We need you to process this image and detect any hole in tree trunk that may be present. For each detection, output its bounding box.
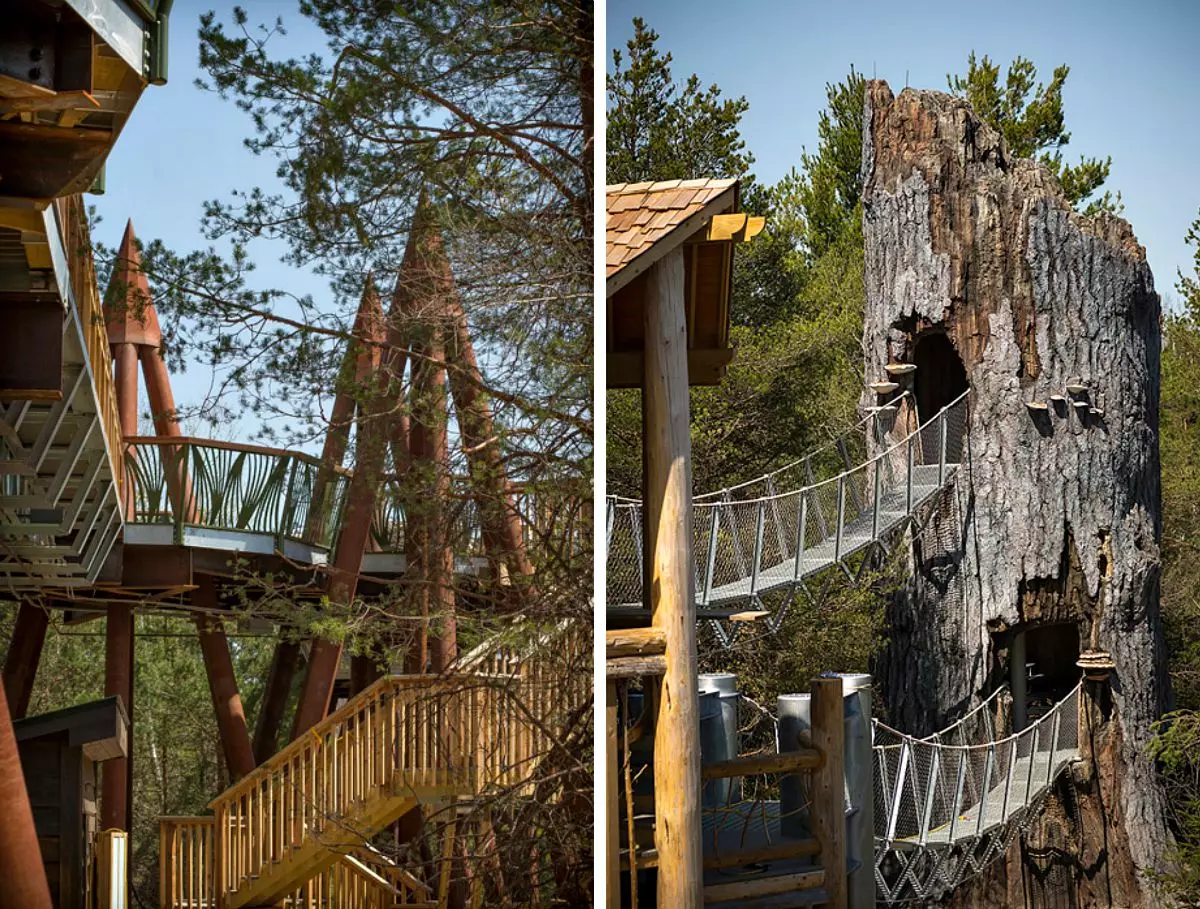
[912,331,968,462]
[1019,622,1081,722]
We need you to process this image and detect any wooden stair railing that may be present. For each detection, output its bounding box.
[160,671,563,909]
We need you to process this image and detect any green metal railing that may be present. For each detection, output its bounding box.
[122,438,579,562]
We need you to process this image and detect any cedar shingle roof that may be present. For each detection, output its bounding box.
[606,178,737,286]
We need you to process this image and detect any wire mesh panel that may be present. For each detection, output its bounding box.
[872,682,1082,904]
[604,390,970,618]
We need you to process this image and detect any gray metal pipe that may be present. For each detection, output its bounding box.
[699,691,725,808]
[699,673,741,805]
[777,692,812,839]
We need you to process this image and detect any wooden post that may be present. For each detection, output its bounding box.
[605,681,621,909]
[102,603,133,831]
[2,602,49,718]
[811,677,847,909]
[643,248,702,907]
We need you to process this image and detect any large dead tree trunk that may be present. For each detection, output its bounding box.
[862,80,1171,907]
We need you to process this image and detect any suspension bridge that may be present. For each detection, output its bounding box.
[607,389,1085,905]
[606,390,968,631]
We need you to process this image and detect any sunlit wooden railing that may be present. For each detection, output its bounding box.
[55,195,124,500]
[157,816,431,909]
[206,673,563,906]
[158,817,214,909]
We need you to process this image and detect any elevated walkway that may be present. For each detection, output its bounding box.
[606,391,967,625]
[872,682,1082,903]
[160,667,573,909]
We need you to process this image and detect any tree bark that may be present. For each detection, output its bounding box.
[862,81,1170,906]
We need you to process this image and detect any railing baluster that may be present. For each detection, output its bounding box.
[938,411,948,486]
[749,500,765,596]
[792,490,808,582]
[906,435,914,514]
[834,477,846,561]
[702,506,720,607]
[885,740,910,845]
[918,741,940,847]
[948,748,968,845]
[871,457,883,540]
[976,745,995,836]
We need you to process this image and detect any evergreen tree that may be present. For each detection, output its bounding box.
[606,18,753,183]
[948,53,1119,214]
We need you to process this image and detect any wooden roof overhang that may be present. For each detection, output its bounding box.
[606,178,764,389]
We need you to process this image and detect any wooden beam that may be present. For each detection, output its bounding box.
[0,91,99,116]
[0,74,55,101]
[703,869,825,903]
[812,677,847,909]
[0,120,111,142]
[606,683,621,909]
[643,246,702,908]
[703,213,766,242]
[606,627,666,658]
[607,348,735,389]
[0,209,45,233]
[700,749,822,780]
[606,655,666,679]
[624,837,821,872]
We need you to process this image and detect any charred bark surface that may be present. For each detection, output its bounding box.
[862,81,1170,906]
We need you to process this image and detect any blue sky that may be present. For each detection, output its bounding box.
[608,0,1199,308]
[93,1,328,439]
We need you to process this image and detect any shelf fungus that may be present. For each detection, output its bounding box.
[885,363,917,376]
[1077,649,1116,682]
[869,380,900,394]
[1065,380,1088,395]
[1025,401,1048,412]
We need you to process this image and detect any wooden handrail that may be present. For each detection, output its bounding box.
[207,670,568,906]
[700,748,822,780]
[55,195,125,501]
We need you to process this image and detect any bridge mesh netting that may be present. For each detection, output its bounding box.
[606,391,969,641]
[871,682,1082,903]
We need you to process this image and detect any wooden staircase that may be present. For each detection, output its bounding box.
[160,671,563,909]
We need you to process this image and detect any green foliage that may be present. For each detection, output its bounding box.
[1148,711,1200,901]
[948,53,1119,214]
[606,18,753,184]
[793,69,866,260]
[1150,208,1200,898]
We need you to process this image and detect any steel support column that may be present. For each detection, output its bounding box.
[193,578,255,779]
[2,603,49,719]
[292,277,387,738]
[291,637,344,737]
[253,638,299,764]
[101,603,133,830]
[0,678,54,909]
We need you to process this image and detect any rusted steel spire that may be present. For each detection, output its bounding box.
[293,275,389,736]
[307,273,388,543]
[401,200,534,597]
